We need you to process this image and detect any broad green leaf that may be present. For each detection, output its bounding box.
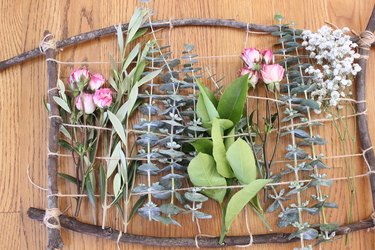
[200,84,218,107]
[225,179,271,231]
[123,43,140,72]
[224,128,235,150]
[196,93,210,127]
[137,69,162,87]
[190,139,213,155]
[212,119,234,178]
[217,74,249,124]
[226,138,257,184]
[108,110,127,144]
[53,96,71,113]
[106,142,122,178]
[196,81,219,121]
[187,153,227,203]
[113,173,122,199]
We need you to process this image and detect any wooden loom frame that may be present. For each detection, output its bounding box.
[0,5,373,249]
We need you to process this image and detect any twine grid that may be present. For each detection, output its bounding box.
[33,18,375,249]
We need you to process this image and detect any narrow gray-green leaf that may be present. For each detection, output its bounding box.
[59,125,71,140]
[225,179,271,231]
[108,110,127,144]
[53,96,71,113]
[217,74,249,124]
[113,173,122,199]
[212,118,234,178]
[226,138,257,184]
[115,25,124,57]
[137,69,162,87]
[187,153,226,203]
[123,43,140,72]
[106,142,121,178]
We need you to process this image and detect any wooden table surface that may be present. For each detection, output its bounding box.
[1,0,375,249]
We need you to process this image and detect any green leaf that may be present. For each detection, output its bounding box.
[196,93,210,127]
[113,173,122,199]
[212,119,234,178]
[129,27,148,43]
[128,195,147,220]
[190,139,213,155]
[58,173,78,185]
[108,111,127,145]
[226,138,257,184]
[225,179,271,231]
[106,142,122,178]
[53,96,71,113]
[115,25,124,57]
[200,84,218,107]
[123,43,140,72]
[217,74,249,124]
[187,153,227,203]
[126,8,146,45]
[196,81,219,121]
[224,128,235,150]
[137,69,162,87]
[99,165,106,203]
[59,125,71,140]
[85,174,96,207]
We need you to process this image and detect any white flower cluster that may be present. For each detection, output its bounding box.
[302,25,361,107]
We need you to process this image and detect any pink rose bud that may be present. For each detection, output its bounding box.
[75,93,96,114]
[89,73,106,90]
[262,49,273,64]
[69,68,89,87]
[241,68,259,88]
[93,88,113,108]
[261,64,285,84]
[241,48,261,68]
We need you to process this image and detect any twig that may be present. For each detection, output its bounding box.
[27,207,375,248]
[44,31,64,249]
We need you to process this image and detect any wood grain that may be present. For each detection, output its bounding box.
[1,0,375,249]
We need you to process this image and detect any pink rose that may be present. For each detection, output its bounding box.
[261,64,285,91]
[261,64,285,84]
[75,93,96,114]
[93,88,113,108]
[241,48,261,68]
[89,73,106,90]
[262,49,273,64]
[241,68,259,88]
[69,68,89,87]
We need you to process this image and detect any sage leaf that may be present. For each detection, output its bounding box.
[53,96,71,113]
[212,119,234,178]
[225,179,271,231]
[138,69,162,87]
[187,153,227,203]
[217,74,248,124]
[113,173,122,199]
[190,139,213,155]
[106,142,121,178]
[108,110,127,144]
[226,138,257,184]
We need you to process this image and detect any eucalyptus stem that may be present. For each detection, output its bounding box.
[277,20,305,248]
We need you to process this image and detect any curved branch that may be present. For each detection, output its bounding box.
[0,19,278,72]
[27,207,374,248]
[356,4,375,209]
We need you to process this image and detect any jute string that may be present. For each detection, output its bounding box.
[43,208,62,229]
[39,34,57,53]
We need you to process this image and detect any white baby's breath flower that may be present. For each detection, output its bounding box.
[302,25,361,107]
